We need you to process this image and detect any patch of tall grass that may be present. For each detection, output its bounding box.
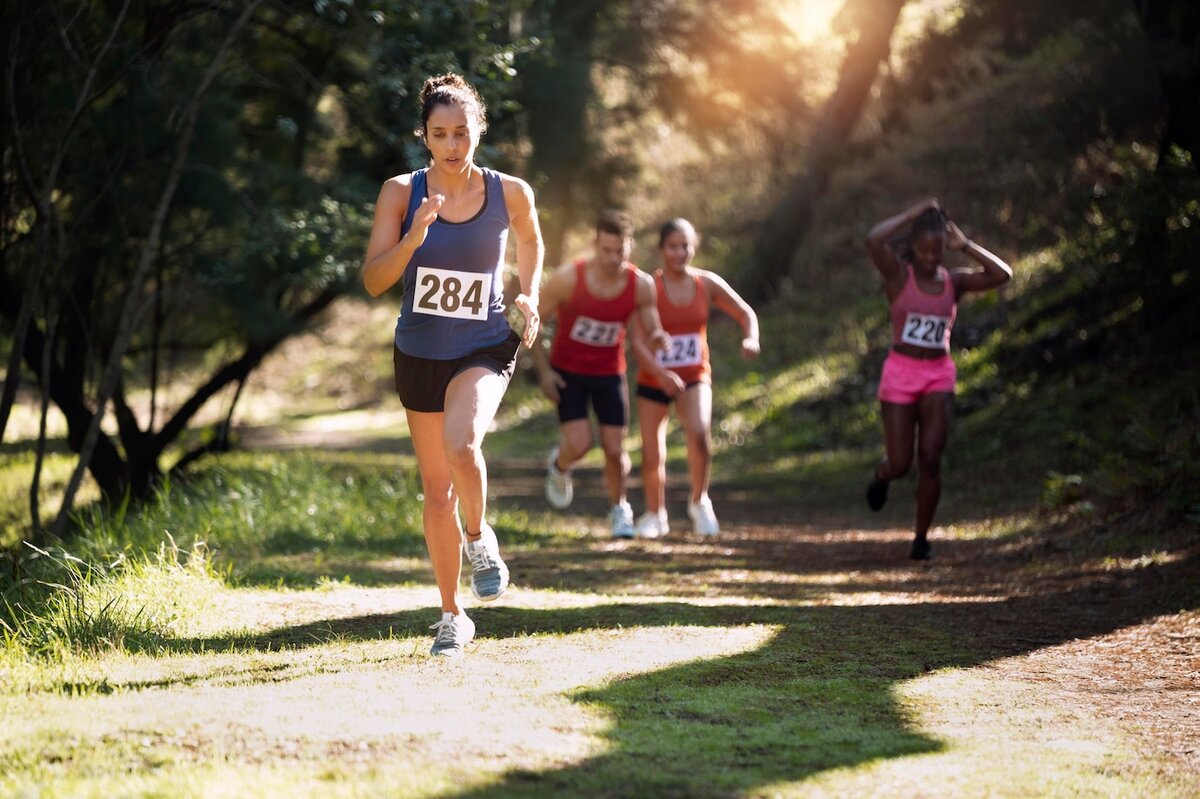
[20,450,433,575]
[1,536,222,660]
[1,450,430,659]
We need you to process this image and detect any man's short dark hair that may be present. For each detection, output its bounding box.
[596,209,634,239]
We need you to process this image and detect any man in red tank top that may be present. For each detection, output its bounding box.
[531,210,669,538]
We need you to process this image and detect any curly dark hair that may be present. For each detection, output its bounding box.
[416,73,488,138]
[897,207,947,261]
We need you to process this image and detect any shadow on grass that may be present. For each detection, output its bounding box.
[132,547,1197,798]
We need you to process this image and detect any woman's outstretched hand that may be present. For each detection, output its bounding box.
[514,293,540,349]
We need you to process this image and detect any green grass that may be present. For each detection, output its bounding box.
[1,135,1196,797]
[0,447,579,663]
[1,539,223,658]
[1,419,1197,797]
[2,573,1195,797]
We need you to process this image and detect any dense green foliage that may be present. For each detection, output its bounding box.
[0,1,536,509]
[2,0,1197,650]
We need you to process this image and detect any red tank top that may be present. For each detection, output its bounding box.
[550,259,639,376]
[890,264,957,353]
[638,270,710,388]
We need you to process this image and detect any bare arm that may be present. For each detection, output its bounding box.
[945,220,1013,294]
[865,197,939,283]
[502,175,545,348]
[633,271,670,352]
[704,271,760,360]
[530,264,573,403]
[362,176,444,298]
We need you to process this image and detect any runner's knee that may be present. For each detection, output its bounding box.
[917,449,942,478]
[884,456,913,480]
[600,438,625,462]
[641,445,663,470]
[443,437,482,471]
[422,483,457,516]
[685,429,711,459]
[562,430,592,458]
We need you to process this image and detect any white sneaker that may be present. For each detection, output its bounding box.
[688,496,720,536]
[464,523,509,602]
[429,611,475,657]
[544,445,573,509]
[634,510,668,539]
[610,501,635,539]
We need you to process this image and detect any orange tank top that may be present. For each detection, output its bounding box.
[638,270,710,388]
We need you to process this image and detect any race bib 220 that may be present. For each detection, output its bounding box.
[900,312,950,349]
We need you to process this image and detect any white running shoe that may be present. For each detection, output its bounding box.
[688,496,720,537]
[429,611,475,657]
[544,445,573,509]
[610,501,635,539]
[634,509,669,539]
[465,523,509,602]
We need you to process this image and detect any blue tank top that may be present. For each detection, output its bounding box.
[393,167,512,359]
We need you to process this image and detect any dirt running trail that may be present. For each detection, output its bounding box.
[482,454,1200,780]
[234,422,1200,781]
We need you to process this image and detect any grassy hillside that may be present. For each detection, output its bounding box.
[679,12,1200,545]
[2,0,1196,665]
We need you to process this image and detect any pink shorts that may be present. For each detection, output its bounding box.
[877,350,956,404]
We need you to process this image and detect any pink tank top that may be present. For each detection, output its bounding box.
[890,264,956,353]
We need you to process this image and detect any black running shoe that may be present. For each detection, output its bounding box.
[866,477,890,511]
[909,537,932,561]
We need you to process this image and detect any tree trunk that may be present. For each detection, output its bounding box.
[28,295,58,545]
[0,267,127,499]
[52,0,264,539]
[154,285,340,460]
[1135,0,1200,162]
[1131,0,1200,319]
[0,236,41,445]
[746,0,908,303]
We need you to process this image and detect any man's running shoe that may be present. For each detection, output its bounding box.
[545,445,573,509]
[634,509,669,539]
[688,496,720,537]
[465,523,509,602]
[909,537,932,561]
[429,611,475,657]
[610,501,635,539]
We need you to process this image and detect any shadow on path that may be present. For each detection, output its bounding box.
[145,544,1197,798]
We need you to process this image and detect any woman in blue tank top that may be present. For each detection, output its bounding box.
[363,73,544,657]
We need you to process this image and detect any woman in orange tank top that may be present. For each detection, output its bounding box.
[631,219,760,538]
[865,198,1013,560]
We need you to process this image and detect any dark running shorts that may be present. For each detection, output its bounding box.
[393,330,521,413]
[635,380,706,405]
[554,368,628,427]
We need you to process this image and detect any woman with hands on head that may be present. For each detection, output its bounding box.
[864,197,1012,560]
[362,72,543,657]
[630,218,759,539]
